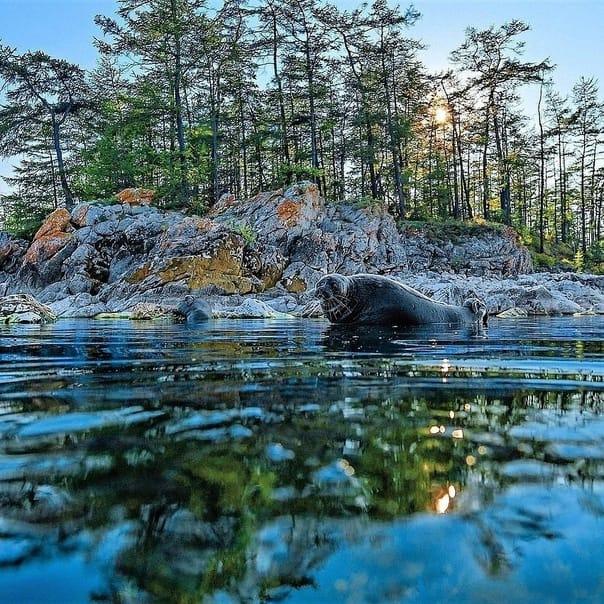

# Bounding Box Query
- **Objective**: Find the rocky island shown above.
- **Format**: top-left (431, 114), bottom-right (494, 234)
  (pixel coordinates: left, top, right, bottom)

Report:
top-left (1, 182), bottom-right (602, 323)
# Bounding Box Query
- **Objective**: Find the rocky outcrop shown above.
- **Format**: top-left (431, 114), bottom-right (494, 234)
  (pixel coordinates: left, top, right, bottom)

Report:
top-left (211, 183), bottom-right (532, 294)
top-left (0, 182), bottom-right (601, 318)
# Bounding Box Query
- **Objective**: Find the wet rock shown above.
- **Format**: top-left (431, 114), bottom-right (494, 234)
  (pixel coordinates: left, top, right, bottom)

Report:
top-left (311, 459), bottom-right (361, 495)
top-left (0, 294), bottom-right (57, 324)
top-left (250, 516), bottom-right (337, 589)
top-left (516, 285), bottom-right (582, 315)
top-left (0, 538), bottom-right (38, 566)
top-left (0, 484), bottom-right (75, 523)
top-left (161, 508), bottom-right (236, 546)
top-left (497, 308), bottom-right (528, 318)
top-left (130, 302), bottom-right (176, 321)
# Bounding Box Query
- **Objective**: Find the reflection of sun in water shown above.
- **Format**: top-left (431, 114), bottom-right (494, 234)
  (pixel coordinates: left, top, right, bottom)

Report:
top-left (434, 106), bottom-right (449, 125)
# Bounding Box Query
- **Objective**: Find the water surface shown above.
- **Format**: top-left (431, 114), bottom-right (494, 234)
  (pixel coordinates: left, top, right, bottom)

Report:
top-left (0, 317), bottom-right (603, 603)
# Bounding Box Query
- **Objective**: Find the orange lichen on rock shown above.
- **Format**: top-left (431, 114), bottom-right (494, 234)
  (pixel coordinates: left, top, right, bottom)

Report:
top-left (33, 208), bottom-right (72, 241)
top-left (116, 188), bottom-right (155, 206)
top-left (126, 263), bottom-right (152, 284)
top-left (23, 208), bottom-right (74, 264)
top-left (276, 199), bottom-right (301, 226)
top-left (158, 235), bottom-right (254, 294)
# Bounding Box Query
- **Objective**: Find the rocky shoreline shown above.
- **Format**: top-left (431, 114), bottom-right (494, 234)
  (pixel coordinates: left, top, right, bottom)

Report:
top-left (1, 182), bottom-right (603, 322)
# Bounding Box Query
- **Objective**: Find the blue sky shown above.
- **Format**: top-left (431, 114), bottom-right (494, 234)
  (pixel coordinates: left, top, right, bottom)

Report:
top-left (1, 0), bottom-right (603, 193)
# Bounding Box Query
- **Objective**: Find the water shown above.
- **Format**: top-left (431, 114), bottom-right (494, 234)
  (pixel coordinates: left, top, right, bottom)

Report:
top-left (0, 317), bottom-right (603, 603)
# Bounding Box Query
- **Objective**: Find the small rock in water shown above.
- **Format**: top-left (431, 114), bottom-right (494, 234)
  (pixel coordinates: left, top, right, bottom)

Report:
top-left (496, 307), bottom-right (528, 318)
top-left (573, 308), bottom-right (597, 316)
top-left (312, 459), bottom-right (361, 495)
top-left (0, 294), bottom-right (56, 324)
top-left (0, 538), bottom-right (38, 565)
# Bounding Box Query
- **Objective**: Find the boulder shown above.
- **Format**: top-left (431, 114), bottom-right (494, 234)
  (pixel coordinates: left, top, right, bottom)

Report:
top-left (116, 188), bottom-right (155, 206)
top-left (0, 294), bottom-right (57, 324)
top-left (496, 308), bottom-right (529, 318)
top-left (22, 208), bottom-right (73, 266)
top-left (515, 285), bottom-right (583, 315)
top-left (211, 182), bottom-right (532, 293)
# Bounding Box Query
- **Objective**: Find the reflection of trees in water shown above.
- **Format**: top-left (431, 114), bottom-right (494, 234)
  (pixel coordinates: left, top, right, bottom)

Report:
top-left (3, 387), bottom-right (602, 601)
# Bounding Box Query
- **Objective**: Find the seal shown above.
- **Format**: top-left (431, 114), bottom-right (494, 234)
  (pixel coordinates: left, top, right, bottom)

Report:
top-left (314, 273), bottom-right (487, 327)
top-left (175, 295), bottom-right (212, 323)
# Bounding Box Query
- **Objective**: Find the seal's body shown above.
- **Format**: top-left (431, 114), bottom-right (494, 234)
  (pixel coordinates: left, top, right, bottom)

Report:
top-left (315, 274), bottom-right (487, 327)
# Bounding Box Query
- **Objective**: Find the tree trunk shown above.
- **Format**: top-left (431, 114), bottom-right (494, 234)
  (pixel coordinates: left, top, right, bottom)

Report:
top-left (482, 101), bottom-right (490, 220)
top-left (51, 111), bottom-right (74, 209)
top-left (380, 33), bottom-right (404, 216)
top-left (305, 42), bottom-right (320, 187)
top-left (271, 10), bottom-right (291, 182)
top-left (537, 81), bottom-right (546, 254)
top-left (171, 0), bottom-right (188, 203)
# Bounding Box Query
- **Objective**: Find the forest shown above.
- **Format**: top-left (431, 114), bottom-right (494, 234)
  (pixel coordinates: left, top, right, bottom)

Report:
top-left (0, 0), bottom-right (602, 269)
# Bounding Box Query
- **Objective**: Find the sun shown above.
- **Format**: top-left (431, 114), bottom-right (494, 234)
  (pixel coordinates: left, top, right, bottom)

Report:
top-left (434, 106), bottom-right (450, 125)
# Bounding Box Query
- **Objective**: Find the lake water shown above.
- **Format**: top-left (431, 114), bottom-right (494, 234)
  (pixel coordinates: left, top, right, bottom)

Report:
top-left (0, 317), bottom-right (603, 603)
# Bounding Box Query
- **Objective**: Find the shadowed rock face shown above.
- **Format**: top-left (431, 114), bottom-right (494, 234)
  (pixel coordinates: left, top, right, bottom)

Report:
top-left (0, 181), bottom-right (602, 318)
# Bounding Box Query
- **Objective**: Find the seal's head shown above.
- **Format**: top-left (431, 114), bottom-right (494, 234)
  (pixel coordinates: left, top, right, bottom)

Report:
top-left (176, 295), bottom-right (211, 323)
top-left (176, 295), bottom-right (195, 315)
top-left (314, 274), bottom-right (355, 322)
top-left (463, 297), bottom-right (488, 327)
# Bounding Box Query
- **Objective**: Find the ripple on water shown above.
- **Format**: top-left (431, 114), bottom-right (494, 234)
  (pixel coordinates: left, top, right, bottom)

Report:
top-left (0, 317), bottom-right (602, 602)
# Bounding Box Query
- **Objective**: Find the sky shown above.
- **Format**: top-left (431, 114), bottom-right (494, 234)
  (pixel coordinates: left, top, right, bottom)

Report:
top-left (0, 0), bottom-right (603, 194)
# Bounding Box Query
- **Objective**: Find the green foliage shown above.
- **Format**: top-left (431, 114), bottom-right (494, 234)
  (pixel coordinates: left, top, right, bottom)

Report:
top-left (531, 251), bottom-right (557, 270)
top-left (516, 225), bottom-right (534, 247)
top-left (351, 195), bottom-right (381, 210)
top-left (188, 196), bottom-right (208, 216)
top-left (574, 249), bottom-right (585, 272)
top-left (1, 194), bottom-right (49, 239)
top-left (399, 217), bottom-right (506, 242)
top-left (0, 0), bottom-right (602, 256)
top-left (230, 220), bottom-right (257, 245)
top-left (286, 164), bottom-right (324, 180)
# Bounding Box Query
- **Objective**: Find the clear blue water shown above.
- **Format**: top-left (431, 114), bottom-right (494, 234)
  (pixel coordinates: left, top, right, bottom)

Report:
top-left (0, 317), bottom-right (603, 603)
